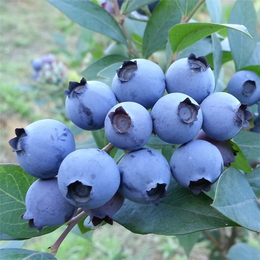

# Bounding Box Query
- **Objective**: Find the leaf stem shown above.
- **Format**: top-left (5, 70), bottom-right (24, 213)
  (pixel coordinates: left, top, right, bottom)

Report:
top-left (182, 0), bottom-right (206, 23)
top-left (48, 210), bottom-right (87, 255)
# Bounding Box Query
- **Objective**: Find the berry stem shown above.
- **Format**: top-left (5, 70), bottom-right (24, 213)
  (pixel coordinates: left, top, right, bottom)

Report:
top-left (48, 210), bottom-right (87, 255)
top-left (102, 142), bottom-right (114, 153)
top-left (182, 0), bottom-right (206, 23)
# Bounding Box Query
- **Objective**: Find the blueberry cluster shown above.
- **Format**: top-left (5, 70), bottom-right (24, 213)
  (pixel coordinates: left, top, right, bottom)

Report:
top-left (10, 53), bottom-right (257, 230)
top-left (31, 53), bottom-right (67, 85)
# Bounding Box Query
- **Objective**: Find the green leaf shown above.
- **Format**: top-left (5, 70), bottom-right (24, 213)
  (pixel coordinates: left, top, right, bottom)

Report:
top-left (114, 180), bottom-right (236, 235)
top-left (176, 0), bottom-right (200, 16)
top-left (91, 129), bottom-right (118, 158)
top-left (177, 37), bottom-right (212, 60)
top-left (211, 33), bottom-right (222, 85)
top-left (227, 243), bottom-right (260, 260)
top-left (0, 165), bottom-right (57, 239)
top-left (46, 0), bottom-right (127, 45)
top-left (177, 232), bottom-right (201, 257)
top-left (0, 232), bottom-right (25, 240)
top-left (91, 129), bottom-right (109, 149)
top-left (97, 62), bottom-right (123, 80)
top-left (0, 248), bottom-right (57, 260)
top-left (239, 64), bottom-right (260, 77)
top-left (212, 168), bottom-right (260, 232)
top-left (230, 141), bottom-right (252, 173)
top-left (206, 0), bottom-right (222, 23)
top-left (169, 23), bottom-right (252, 54)
top-left (81, 55), bottom-right (127, 80)
top-left (0, 240), bottom-right (25, 249)
top-left (245, 166), bottom-right (260, 189)
top-left (232, 130), bottom-right (260, 167)
top-left (121, 0), bottom-right (158, 14)
top-left (142, 0), bottom-right (182, 58)
top-left (228, 0), bottom-right (258, 70)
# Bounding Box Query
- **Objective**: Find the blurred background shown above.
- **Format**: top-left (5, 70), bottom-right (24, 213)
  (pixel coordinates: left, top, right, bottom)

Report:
top-left (0, 1), bottom-right (259, 259)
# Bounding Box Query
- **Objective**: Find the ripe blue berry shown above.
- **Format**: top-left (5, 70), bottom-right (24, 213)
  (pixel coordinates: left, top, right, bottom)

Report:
top-left (9, 119), bottom-right (75, 179)
top-left (58, 148), bottom-right (120, 210)
top-left (112, 59), bottom-right (166, 109)
top-left (31, 58), bottom-right (43, 71)
top-left (227, 70), bottom-right (260, 106)
top-left (151, 93), bottom-right (203, 144)
top-left (165, 53), bottom-right (215, 103)
top-left (22, 177), bottom-right (77, 232)
top-left (118, 148), bottom-right (171, 204)
top-left (200, 92), bottom-right (252, 141)
top-left (84, 192), bottom-right (124, 226)
top-left (104, 102), bottom-right (153, 151)
top-left (65, 78), bottom-right (117, 130)
top-left (170, 140), bottom-right (224, 194)
top-left (195, 130), bottom-right (237, 167)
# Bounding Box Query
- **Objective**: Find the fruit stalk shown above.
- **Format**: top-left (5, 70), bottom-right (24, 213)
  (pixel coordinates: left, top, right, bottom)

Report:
top-left (48, 210), bottom-right (87, 255)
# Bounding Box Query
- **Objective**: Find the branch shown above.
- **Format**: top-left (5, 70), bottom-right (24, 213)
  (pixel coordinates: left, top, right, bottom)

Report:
top-left (49, 210), bottom-right (88, 255)
top-left (182, 0), bottom-right (206, 23)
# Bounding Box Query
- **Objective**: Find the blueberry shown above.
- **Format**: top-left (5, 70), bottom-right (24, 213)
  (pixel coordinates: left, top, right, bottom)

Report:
top-left (227, 70), bottom-right (260, 106)
top-left (112, 59), bottom-right (166, 109)
top-left (200, 92), bottom-right (252, 141)
top-left (195, 130), bottom-right (237, 167)
top-left (41, 53), bottom-right (56, 64)
top-left (104, 102), bottom-right (153, 151)
top-left (118, 148), bottom-right (171, 204)
top-left (31, 58), bottom-right (43, 71)
top-left (151, 93), bottom-right (203, 144)
top-left (84, 191), bottom-right (124, 226)
top-left (9, 119), bottom-right (75, 179)
top-left (170, 140), bottom-right (224, 195)
top-left (65, 78), bottom-right (117, 130)
top-left (22, 177), bottom-right (77, 232)
top-left (165, 53), bottom-right (215, 103)
top-left (57, 148), bottom-right (121, 210)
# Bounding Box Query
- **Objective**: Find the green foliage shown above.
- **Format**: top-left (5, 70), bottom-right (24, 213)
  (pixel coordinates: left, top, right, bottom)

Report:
top-left (1, 0), bottom-right (260, 259)
top-left (0, 248), bottom-right (57, 260)
top-left (114, 177), bottom-right (237, 235)
top-left (212, 168), bottom-right (260, 232)
top-left (47, 0), bottom-right (127, 44)
top-left (0, 165), bottom-right (58, 239)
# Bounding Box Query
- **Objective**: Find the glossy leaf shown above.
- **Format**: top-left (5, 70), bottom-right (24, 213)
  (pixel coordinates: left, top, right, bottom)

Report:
top-left (239, 64), bottom-right (260, 77)
top-left (176, 0), bottom-right (200, 16)
top-left (177, 37), bottom-right (212, 60)
top-left (211, 33), bottom-right (222, 85)
top-left (227, 243), bottom-right (260, 260)
top-left (245, 166), bottom-right (260, 190)
top-left (0, 165), bottom-right (57, 239)
top-left (46, 0), bottom-right (127, 44)
top-left (212, 168), bottom-right (260, 232)
top-left (177, 232), bottom-right (201, 257)
top-left (228, 0), bottom-right (258, 70)
top-left (206, 0), bottom-right (222, 23)
top-left (142, 0), bottom-right (182, 58)
top-left (91, 128), bottom-right (109, 149)
top-left (169, 23), bottom-right (252, 54)
top-left (114, 180), bottom-right (236, 235)
top-left (232, 130), bottom-right (260, 166)
top-left (243, 42), bottom-right (260, 69)
top-left (230, 141), bottom-right (252, 173)
top-left (0, 248), bottom-right (57, 260)
top-left (121, 0), bottom-right (158, 14)
top-left (81, 55), bottom-right (127, 80)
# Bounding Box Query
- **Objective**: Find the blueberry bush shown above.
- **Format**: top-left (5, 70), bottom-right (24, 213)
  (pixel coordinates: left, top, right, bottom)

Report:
top-left (1, 0), bottom-right (260, 259)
